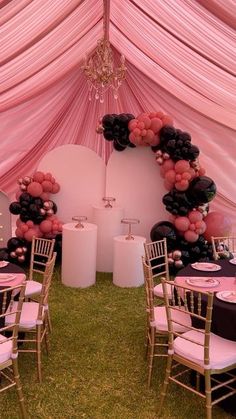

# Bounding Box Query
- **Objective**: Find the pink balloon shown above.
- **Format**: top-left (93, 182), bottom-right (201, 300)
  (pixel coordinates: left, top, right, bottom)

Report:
top-left (203, 212), bottom-right (232, 242)
top-left (195, 220), bottom-right (206, 234)
top-left (175, 216), bottom-right (190, 232)
top-left (175, 180), bottom-right (188, 191)
top-left (21, 224), bottom-right (29, 233)
top-left (40, 219), bottom-right (52, 234)
top-left (26, 220), bottom-right (34, 228)
top-left (133, 128), bottom-right (141, 136)
top-left (155, 111), bottom-right (164, 119)
top-left (24, 228), bottom-right (37, 242)
top-left (33, 171), bottom-right (45, 183)
top-left (137, 113), bottom-right (149, 121)
top-left (144, 129), bottom-right (154, 142)
top-left (188, 210), bottom-right (203, 223)
top-left (150, 118), bottom-right (162, 133)
top-left (175, 160), bottom-right (190, 174)
top-left (27, 181), bottom-right (43, 197)
top-left (15, 228), bottom-right (24, 238)
top-left (128, 119), bottom-right (138, 131)
top-left (44, 172), bottom-right (53, 181)
top-left (40, 192), bottom-right (50, 201)
top-left (142, 117), bottom-right (151, 129)
top-left (165, 170), bottom-right (176, 184)
top-left (160, 159), bottom-right (175, 177)
top-left (189, 223), bottom-right (196, 231)
top-left (41, 180), bottom-right (53, 192)
top-left (184, 230), bottom-right (199, 242)
top-left (16, 218), bottom-right (23, 227)
top-left (175, 174), bottom-right (182, 182)
top-left (161, 115), bottom-right (174, 126)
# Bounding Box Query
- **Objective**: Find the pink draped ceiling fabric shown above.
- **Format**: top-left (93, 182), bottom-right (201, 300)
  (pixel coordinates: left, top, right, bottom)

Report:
top-left (1, 0), bottom-right (236, 227)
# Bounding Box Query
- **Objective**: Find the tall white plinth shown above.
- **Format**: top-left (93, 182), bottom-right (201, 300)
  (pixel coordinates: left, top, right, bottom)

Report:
top-left (113, 235), bottom-right (146, 287)
top-left (92, 206), bottom-right (124, 272)
top-left (62, 222), bottom-right (97, 288)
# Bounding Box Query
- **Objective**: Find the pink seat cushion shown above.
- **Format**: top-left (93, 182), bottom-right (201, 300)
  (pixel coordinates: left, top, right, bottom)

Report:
top-left (25, 280), bottom-right (42, 297)
top-left (154, 283), bottom-right (172, 299)
top-left (151, 306), bottom-right (191, 333)
top-left (174, 330), bottom-right (236, 369)
top-left (6, 301), bottom-right (43, 329)
top-left (0, 333), bottom-right (12, 364)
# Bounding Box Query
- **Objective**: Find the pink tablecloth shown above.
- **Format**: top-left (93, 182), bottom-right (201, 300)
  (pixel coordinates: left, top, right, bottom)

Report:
top-left (0, 273), bottom-right (26, 289)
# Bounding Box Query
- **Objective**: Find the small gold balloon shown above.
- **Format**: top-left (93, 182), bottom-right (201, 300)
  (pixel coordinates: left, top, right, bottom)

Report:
top-left (18, 255), bottom-right (25, 263)
top-left (96, 124), bottom-right (104, 134)
top-left (10, 251), bottom-right (17, 258)
top-left (15, 247), bottom-right (23, 256)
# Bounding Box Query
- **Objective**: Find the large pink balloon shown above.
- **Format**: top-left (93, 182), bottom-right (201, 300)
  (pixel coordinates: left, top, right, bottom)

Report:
top-left (27, 181), bottom-right (43, 197)
top-left (40, 219), bottom-right (52, 233)
top-left (33, 171), bottom-right (45, 183)
top-left (203, 212), bottom-right (232, 242)
top-left (24, 228), bottom-right (37, 242)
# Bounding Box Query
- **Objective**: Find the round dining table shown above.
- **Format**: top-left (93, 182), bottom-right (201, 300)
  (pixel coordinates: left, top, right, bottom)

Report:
top-left (0, 262), bottom-right (26, 323)
top-left (176, 259), bottom-right (236, 341)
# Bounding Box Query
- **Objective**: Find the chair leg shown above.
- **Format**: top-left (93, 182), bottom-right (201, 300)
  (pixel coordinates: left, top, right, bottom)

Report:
top-left (147, 327), bottom-right (155, 388)
top-left (158, 354), bottom-right (173, 415)
top-left (205, 371), bottom-right (212, 419)
top-left (36, 325), bottom-right (42, 383)
top-left (46, 307), bottom-right (52, 333)
top-left (44, 323), bottom-right (50, 355)
top-left (12, 359), bottom-right (28, 419)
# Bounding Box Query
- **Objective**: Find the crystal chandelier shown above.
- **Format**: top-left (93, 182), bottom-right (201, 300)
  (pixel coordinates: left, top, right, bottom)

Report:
top-left (82, 0), bottom-right (126, 103)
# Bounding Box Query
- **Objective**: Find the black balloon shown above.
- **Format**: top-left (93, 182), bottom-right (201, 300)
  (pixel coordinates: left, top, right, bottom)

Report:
top-left (150, 221), bottom-right (178, 250)
top-left (187, 176), bottom-right (217, 205)
top-left (7, 237), bottom-right (24, 251)
top-left (9, 201), bottom-right (21, 215)
top-left (0, 248), bottom-right (9, 261)
top-left (19, 192), bottom-right (32, 205)
top-left (163, 189), bottom-right (194, 216)
top-left (102, 113), bottom-right (135, 151)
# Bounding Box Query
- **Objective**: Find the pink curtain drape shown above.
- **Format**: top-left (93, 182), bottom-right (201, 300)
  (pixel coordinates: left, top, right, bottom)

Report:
top-left (1, 0), bottom-right (236, 227)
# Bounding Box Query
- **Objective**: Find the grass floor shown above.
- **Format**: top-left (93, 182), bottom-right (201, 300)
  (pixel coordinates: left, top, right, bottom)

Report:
top-left (1, 265), bottom-right (235, 418)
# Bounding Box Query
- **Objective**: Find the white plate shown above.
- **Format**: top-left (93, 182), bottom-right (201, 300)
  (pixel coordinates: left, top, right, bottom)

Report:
top-left (0, 274), bottom-right (16, 283)
top-left (229, 259), bottom-right (236, 265)
top-left (0, 261), bottom-right (9, 268)
top-left (186, 277), bottom-right (220, 288)
top-left (191, 262), bottom-right (221, 272)
top-left (216, 291), bottom-right (236, 303)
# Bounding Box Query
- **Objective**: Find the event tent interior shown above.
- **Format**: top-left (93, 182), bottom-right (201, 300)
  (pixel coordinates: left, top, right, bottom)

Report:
top-left (1, 1), bottom-right (236, 418)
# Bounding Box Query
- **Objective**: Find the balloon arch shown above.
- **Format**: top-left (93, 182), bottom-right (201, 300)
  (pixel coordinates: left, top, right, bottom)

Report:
top-left (98, 112), bottom-right (232, 271)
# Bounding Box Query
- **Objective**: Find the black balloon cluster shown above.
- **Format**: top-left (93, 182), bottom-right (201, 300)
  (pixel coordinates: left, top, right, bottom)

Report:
top-left (9, 192), bottom-right (57, 224)
top-left (102, 113), bottom-right (136, 151)
top-left (159, 125), bottom-right (200, 161)
top-left (162, 176), bottom-right (216, 216)
top-left (6, 237), bottom-right (29, 264)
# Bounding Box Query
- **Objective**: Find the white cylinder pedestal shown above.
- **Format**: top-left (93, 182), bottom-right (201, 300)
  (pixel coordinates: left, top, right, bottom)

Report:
top-left (62, 222), bottom-right (97, 288)
top-left (113, 235), bottom-right (146, 287)
top-left (92, 206), bottom-right (124, 272)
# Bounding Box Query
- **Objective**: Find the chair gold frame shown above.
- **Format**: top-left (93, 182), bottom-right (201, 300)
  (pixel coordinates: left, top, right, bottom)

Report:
top-left (0, 282), bottom-right (28, 418)
top-left (144, 238), bottom-right (170, 299)
top-left (159, 279), bottom-right (236, 419)
top-left (6, 252), bottom-right (56, 383)
top-left (211, 235), bottom-right (236, 260)
top-left (29, 236), bottom-right (55, 281)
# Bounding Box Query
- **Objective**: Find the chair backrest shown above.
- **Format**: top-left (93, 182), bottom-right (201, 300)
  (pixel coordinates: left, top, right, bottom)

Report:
top-left (161, 279), bottom-right (214, 367)
top-left (144, 238), bottom-right (169, 281)
top-left (211, 235), bottom-right (236, 260)
top-left (142, 258), bottom-right (155, 323)
top-left (37, 252), bottom-right (57, 322)
top-left (0, 282), bottom-right (26, 360)
top-left (29, 236), bottom-right (55, 280)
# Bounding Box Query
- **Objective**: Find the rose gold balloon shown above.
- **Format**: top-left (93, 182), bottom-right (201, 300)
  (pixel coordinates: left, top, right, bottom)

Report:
top-left (43, 201), bottom-right (50, 210)
top-left (155, 150), bottom-right (162, 157)
top-left (15, 247), bottom-right (23, 256)
top-left (10, 251), bottom-right (17, 258)
top-left (163, 153), bottom-right (170, 160)
top-left (47, 209), bottom-right (54, 216)
top-left (156, 157), bottom-right (163, 165)
top-left (23, 176), bottom-right (32, 185)
top-left (17, 177), bottom-right (23, 185)
top-left (168, 257), bottom-right (174, 265)
top-left (96, 124), bottom-right (104, 134)
top-left (18, 255), bottom-right (25, 263)
top-left (173, 250), bottom-right (182, 260)
top-left (22, 247), bottom-right (28, 253)
top-left (40, 208), bottom-right (46, 215)
top-left (47, 201), bottom-right (54, 209)
top-left (175, 260), bottom-right (184, 268)
top-left (20, 184), bottom-right (27, 191)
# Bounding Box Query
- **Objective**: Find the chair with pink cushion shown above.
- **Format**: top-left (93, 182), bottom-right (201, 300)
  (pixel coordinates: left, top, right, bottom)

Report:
top-left (6, 252), bottom-right (56, 383)
top-left (144, 238), bottom-right (172, 300)
top-left (0, 281), bottom-right (28, 418)
top-left (159, 279), bottom-right (236, 419)
top-left (142, 259), bottom-right (191, 387)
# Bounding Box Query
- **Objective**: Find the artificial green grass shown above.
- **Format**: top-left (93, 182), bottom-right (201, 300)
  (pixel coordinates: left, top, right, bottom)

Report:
top-left (1, 266), bottom-right (234, 418)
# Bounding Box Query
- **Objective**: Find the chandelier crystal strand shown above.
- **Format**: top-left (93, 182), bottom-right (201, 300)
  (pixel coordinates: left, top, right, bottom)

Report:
top-left (82, 0), bottom-right (126, 102)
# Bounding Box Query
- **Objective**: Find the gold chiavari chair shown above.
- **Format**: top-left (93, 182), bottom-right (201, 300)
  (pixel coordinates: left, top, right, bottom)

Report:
top-left (144, 238), bottom-right (172, 299)
top-left (211, 235), bottom-right (236, 260)
top-left (142, 259), bottom-right (191, 387)
top-left (0, 281), bottom-right (28, 418)
top-left (6, 253), bottom-right (56, 383)
top-left (159, 279), bottom-right (236, 419)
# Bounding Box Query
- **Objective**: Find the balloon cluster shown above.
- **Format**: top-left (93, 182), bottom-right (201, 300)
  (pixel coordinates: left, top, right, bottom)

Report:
top-left (6, 171), bottom-right (63, 263)
top-left (128, 112), bottom-right (173, 147)
top-left (99, 110), bottom-right (232, 272)
top-left (7, 237), bottom-right (28, 264)
top-left (99, 113), bottom-right (136, 151)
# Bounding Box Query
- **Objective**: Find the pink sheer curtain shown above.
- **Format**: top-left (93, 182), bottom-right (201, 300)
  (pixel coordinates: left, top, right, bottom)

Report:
top-left (1, 0), bottom-right (236, 228)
